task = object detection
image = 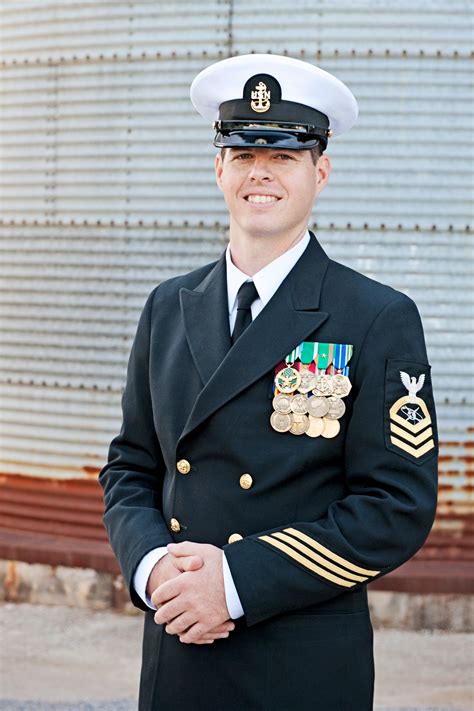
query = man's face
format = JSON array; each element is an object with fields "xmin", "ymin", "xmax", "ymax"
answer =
[{"xmin": 215, "ymin": 147, "xmax": 330, "ymax": 240}]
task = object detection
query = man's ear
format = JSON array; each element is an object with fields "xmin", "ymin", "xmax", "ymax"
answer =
[
  {"xmin": 316, "ymin": 154, "xmax": 331, "ymax": 189},
  {"xmin": 215, "ymin": 152, "xmax": 224, "ymax": 192}
]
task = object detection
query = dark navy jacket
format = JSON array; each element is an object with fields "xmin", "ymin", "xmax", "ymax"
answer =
[{"xmin": 100, "ymin": 233, "xmax": 438, "ymax": 711}]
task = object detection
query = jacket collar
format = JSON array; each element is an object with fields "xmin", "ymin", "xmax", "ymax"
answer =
[{"xmin": 178, "ymin": 232, "xmax": 330, "ymax": 441}]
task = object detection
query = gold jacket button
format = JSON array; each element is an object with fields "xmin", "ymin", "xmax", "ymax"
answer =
[
  {"xmin": 170, "ymin": 518, "xmax": 181, "ymax": 533},
  {"xmin": 239, "ymin": 473, "xmax": 253, "ymax": 490},
  {"xmin": 228, "ymin": 533, "xmax": 243, "ymax": 544},
  {"xmin": 176, "ymin": 459, "xmax": 191, "ymax": 475}
]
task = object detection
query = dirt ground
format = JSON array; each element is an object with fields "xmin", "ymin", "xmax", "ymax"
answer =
[{"xmin": 0, "ymin": 603, "xmax": 472, "ymax": 709}]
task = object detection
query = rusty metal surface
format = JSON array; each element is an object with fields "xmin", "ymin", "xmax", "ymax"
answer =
[
  {"xmin": 437, "ymin": 436, "xmax": 474, "ymax": 519},
  {"xmin": 0, "ymin": 474, "xmax": 118, "ymax": 572},
  {"xmin": 0, "ymin": 473, "xmax": 107, "ymax": 540},
  {"xmin": 0, "ymin": 529, "xmax": 119, "ymax": 573},
  {"xmin": 369, "ymin": 560, "xmax": 474, "ymax": 595},
  {"xmin": 0, "ymin": 473, "xmax": 472, "ymax": 592}
]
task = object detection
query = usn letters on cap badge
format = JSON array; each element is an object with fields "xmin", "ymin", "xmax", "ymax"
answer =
[
  {"xmin": 250, "ymin": 81, "xmax": 271, "ymax": 113},
  {"xmin": 385, "ymin": 359, "xmax": 437, "ymax": 463}
]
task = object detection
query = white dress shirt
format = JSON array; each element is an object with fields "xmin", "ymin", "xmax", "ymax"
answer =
[{"xmin": 133, "ymin": 230, "xmax": 311, "ymax": 617}]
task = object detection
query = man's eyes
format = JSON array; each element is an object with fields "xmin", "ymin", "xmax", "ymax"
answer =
[{"xmin": 232, "ymin": 152, "xmax": 295, "ymax": 161}]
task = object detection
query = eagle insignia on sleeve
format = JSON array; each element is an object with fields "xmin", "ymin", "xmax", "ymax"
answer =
[{"xmin": 388, "ymin": 370, "xmax": 435, "ymax": 459}]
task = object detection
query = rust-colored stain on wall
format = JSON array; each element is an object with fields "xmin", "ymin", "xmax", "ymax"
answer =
[
  {"xmin": 0, "ymin": 434, "xmax": 472, "ymax": 592},
  {"xmin": 429, "ymin": 436, "xmax": 474, "ymax": 563},
  {"xmin": 0, "ymin": 473, "xmax": 118, "ymax": 573}
]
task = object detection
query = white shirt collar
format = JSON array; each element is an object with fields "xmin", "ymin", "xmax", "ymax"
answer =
[{"xmin": 225, "ymin": 230, "xmax": 311, "ymax": 315}]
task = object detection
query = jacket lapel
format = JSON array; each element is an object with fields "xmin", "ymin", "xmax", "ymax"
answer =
[
  {"xmin": 178, "ymin": 233, "xmax": 330, "ymax": 443},
  {"xmin": 180, "ymin": 253, "xmax": 232, "ymax": 386}
]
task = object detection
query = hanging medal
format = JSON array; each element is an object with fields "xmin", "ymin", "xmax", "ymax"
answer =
[
  {"xmin": 275, "ymin": 365, "xmax": 301, "ymax": 394},
  {"xmin": 297, "ymin": 360, "xmax": 317, "ymax": 394},
  {"xmin": 270, "ymin": 341, "xmax": 354, "ymax": 438}
]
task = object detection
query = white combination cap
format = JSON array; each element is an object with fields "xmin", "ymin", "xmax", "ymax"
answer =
[{"xmin": 190, "ymin": 53, "xmax": 358, "ymax": 150}]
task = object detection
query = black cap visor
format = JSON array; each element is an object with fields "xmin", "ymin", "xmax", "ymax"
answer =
[{"xmin": 214, "ymin": 125, "xmax": 325, "ymax": 151}]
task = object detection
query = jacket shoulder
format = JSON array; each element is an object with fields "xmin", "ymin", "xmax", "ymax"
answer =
[{"xmin": 326, "ymin": 258, "xmax": 417, "ymax": 318}]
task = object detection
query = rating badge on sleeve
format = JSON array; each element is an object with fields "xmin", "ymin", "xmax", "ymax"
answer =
[{"xmin": 389, "ymin": 371, "xmax": 435, "ymax": 459}]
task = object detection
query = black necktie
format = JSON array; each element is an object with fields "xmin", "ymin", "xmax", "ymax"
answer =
[{"xmin": 231, "ymin": 281, "xmax": 259, "ymax": 345}]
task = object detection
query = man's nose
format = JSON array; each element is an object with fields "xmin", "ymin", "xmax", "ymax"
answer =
[{"xmin": 248, "ymin": 155, "xmax": 273, "ymax": 180}]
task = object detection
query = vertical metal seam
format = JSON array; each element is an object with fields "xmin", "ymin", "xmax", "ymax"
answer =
[{"xmin": 228, "ymin": 0, "xmax": 234, "ymax": 57}]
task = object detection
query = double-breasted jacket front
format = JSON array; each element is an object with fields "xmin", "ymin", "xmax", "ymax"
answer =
[{"xmin": 100, "ymin": 233, "xmax": 438, "ymax": 711}]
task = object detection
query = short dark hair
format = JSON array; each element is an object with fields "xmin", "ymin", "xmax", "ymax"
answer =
[
  {"xmin": 220, "ymin": 144, "xmax": 323, "ymax": 164},
  {"xmin": 307, "ymin": 145, "xmax": 323, "ymax": 164}
]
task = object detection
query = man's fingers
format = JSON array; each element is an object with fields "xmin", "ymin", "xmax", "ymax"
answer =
[
  {"xmin": 154, "ymin": 595, "xmax": 187, "ymax": 625},
  {"xmin": 195, "ymin": 623, "xmax": 235, "ymax": 641},
  {"xmin": 165, "ymin": 611, "xmax": 198, "ymax": 636},
  {"xmin": 150, "ymin": 574, "xmax": 183, "ymax": 608},
  {"xmin": 178, "ymin": 622, "xmax": 208, "ymax": 644},
  {"xmin": 171, "ymin": 554, "xmax": 203, "ymax": 572},
  {"xmin": 190, "ymin": 632, "xmax": 231, "ymax": 644},
  {"xmin": 181, "ymin": 622, "xmax": 236, "ymax": 644},
  {"xmin": 210, "ymin": 621, "xmax": 235, "ymax": 633}
]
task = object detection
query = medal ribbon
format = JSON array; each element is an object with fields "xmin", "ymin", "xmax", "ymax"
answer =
[
  {"xmin": 333, "ymin": 343, "xmax": 354, "ymax": 370},
  {"xmin": 316, "ymin": 343, "xmax": 333, "ymax": 371},
  {"xmin": 300, "ymin": 341, "xmax": 317, "ymax": 364},
  {"xmin": 277, "ymin": 342, "xmax": 354, "ymax": 391}
]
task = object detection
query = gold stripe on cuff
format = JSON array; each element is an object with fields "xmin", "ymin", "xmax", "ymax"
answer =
[
  {"xmin": 272, "ymin": 532, "xmax": 367, "ymax": 583},
  {"xmin": 259, "ymin": 535, "xmax": 357, "ymax": 588},
  {"xmin": 283, "ymin": 527, "xmax": 380, "ymax": 577}
]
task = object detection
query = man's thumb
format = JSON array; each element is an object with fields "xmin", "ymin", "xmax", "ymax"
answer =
[{"xmin": 171, "ymin": 554, "xmax": 203, "ymax": 572}]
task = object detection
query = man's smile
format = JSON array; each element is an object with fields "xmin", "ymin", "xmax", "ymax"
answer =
[{"xmin": 244, "ymin": 194, "xmax": 282, "ymax": 204}]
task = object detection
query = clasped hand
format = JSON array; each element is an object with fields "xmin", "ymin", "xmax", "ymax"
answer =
[{"xmin": 149, "ymin": 541, "xmax": 235, "ymax": 645}]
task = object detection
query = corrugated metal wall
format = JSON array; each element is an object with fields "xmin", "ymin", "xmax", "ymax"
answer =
[{"xmin": 0, "ymin": 2, "xmax": 472, "ymax": 525}]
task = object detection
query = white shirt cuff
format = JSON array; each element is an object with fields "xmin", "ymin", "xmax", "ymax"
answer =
[
  {"xmin": 133, "ymin": 546, "xmax": 169, "ymax": 610},
  {"xmin": 222, "ymin": 551, "xmax": 245, "ymax": 619}
]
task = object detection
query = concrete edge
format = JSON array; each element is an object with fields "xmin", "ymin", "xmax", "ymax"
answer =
[{"xmin": 1, "ymin": 559, "xmax": 472, "ymax": 631}]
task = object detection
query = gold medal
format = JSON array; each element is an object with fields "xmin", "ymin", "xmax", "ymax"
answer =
[
  {"xmin": 306, "ymin": 415, "xmax": 324, "ymax": 437},
  {"xmin": 270, "ymin": 410, "xmax": 293, "ymax": 432},
  {"xmin": 326, "ymin": 396, "xmax": 346, "ymax": 420},
  {"xmin": 307, "ymin": 395, "xmax": 329, "ymax": 418},
  {"xmin": 272, "ymin": 393, "xmax": 293, "ymax": 414},
  {"xmin": 289, "ymin": 413, "xmax": 309, "ymax": 435},
  {"xmin": 297, "ymin": 369, "xmax": 317, "ymax": 394},
  {"xmin": 332, "ymin": 374, "xmax": 352, "ymax": 398},
  {"xmin": 290, "ymin": 394, "xmax": 309, "ymax": 415},
  {"xmin": 275, "ymin": 367, "xmax": 301, "ymax": 394},
  {"xmin": 321, "ymin": 417, "xmax": 341, "ymax": 438},
  {"xmin": 312, "ymin": 374, "xmax": 334, "ymax": 397}
]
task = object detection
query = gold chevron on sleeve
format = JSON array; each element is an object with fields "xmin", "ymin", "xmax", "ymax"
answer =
[
  {"xmin": 283, "ymin": 527, "xmax": 380, "ymax": 577},
  {"xmin": 259, "ymin": 535, "xmax": 357, "ymax": 588},
  {"xmin": 272, "ymin": 531, "xmax": 367, "ymax": 583},
  {"xmin": 390, "ymin": 436, "xmax": 435, "ymax": 459},
  {"xmin": 390, "ymin": 423, "xmax": 433, "ymax": 446}
]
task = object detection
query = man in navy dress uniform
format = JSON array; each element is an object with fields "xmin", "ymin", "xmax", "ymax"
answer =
[{"xmin": 100, "ymin": 54, "xmax": 438, "ymax": 710}]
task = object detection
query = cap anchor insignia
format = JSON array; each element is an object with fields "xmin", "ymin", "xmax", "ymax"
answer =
[{"xmin": 250, "ymin": 81, "xmax": 271, "ymax": 113}]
